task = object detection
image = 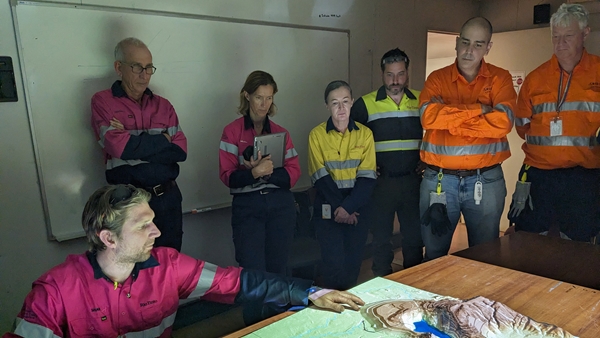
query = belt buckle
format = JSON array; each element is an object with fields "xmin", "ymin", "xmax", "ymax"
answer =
[{"xmin": 152, "ymin": 184, "xmax": 165, "ymax": 197}]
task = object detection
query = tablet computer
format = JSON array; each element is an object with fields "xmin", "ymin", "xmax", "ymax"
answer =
[{"xmin": 254, "ymin": 132, "xmax": 286, "ymax": 168}]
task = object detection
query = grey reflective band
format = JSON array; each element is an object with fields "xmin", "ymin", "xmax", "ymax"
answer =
[
  {"xmin": 125, "ymin": 312, "xmax": 176, "ymax": 337},
  {"xmin": 106, "ymin": 158, "xmax": 148, "ymax": 169},
  {"xmin": 310, "ymin": 167, "xmax": 330, "ymax": 184},
  {"xmin": 238, "ymin": 156, "xmax": 245, "ymax": 165},
  {"xmin": 356, "ymin": 169, "xmax": 377, "ymax": 179},
  {"xmin": 375, "ymin": 140, "xmax": 421, "ymax": 152},
  {"xmin": 532, "ymin": 101, "xmax": 600, "ymax": 115},
  {"xmin": 419, "ymin": 102, "xmax": 430, "ymax": 118},
  {"xmin": 367, "ymin": 110, "xmax": 420, "ymax": 122},
  {"xmin": 188, "ymin": 262, "xmax": 217, "ymax": 299},
  {"xmin": 515, "ymin": 117, "xmax": 531, "ymax": 127},
  {"xmin": 494, "ymin": 103, "xmax": 514, "ymax": 124},
  {"xmin": 335, "ymin": 178, "xmax": 355, "ymax": 189},
  {"xmin": 421, "ymin": 141, "xmax": 509, "ymax": 156},
  {"xmin": 13, "ymin": 318, "xmax": 60, "ymax": 338},
  {"xmin": 230, "ymin": 183, "xmax": 280, "ymax": 194},
  {"xmin": 285, "ymin": 148, "xmax": 298, "ymax": 159},
  {"xmin": 324, "ymin": 159, "xmax": 361, "ymax": 171},
  {"xmin": 219, "ymin": 141, "xmax": 238, "ymax": 155},
  {"xmin": 526, "ymin": 135, "xmax": 593, "ymax": 147}
]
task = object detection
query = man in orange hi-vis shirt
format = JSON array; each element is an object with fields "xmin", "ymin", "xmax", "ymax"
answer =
[
  {"xmin": 511, "ymin": 3, "xmax": 600, "ymax": 242},
  {"xmin": 419, "ymin": 17, "xmax": 516, "ymax": 261}
]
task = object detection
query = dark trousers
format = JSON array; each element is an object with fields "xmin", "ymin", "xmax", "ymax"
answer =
[
  {"xmin": 513, "ymin": 165, "xmax": 600, "ymax": 242},
  {"xmin": 231, "ymin": 189, "xmax": 296, "ymax": 326},
  {"xmin": 314, "ymin": 217, "xmax": 369, "ymax": 290},
  {"xmin": 231, "ymin": 189, "xmax": 296, "ymax": 274},
  {"xmin": 148, "ymin": 184, "xmax": 183, "ymax": 251},
  {"xmin": 362, "ymin": 173, "xmax": 423, "ymax": 275}
]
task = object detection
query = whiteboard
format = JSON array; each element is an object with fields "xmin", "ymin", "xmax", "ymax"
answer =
[{"xmin": 13, "ymin": 1, "xmax": 349, "ymax": 241}]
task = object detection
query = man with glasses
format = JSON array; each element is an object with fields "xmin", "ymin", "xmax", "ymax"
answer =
[
  {"xmin": 4, "ymin": 185, "xmax": 363, "ymax": 338},
  {"xmin": 91, "ymin": 37, "xmax": 187, "ymax": 251},
  {"xmin": 419, "ymin": 17, "xmax": 516, "ymax": 261},
  {"xmin": 512, "ymin": 4, "xmax": 600, "ymax": 242},
  {"xmin": 350, "ymin": 48, "xmax": 424, "ymax": 276}
]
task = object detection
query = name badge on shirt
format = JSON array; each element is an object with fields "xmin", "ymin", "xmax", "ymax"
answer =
[
  {"xmin": 322, "ymin": 204, "xmax": 331, "ymax": 219},
  {"xmin": 550, "ymin": 117, "xmax": 563, "ymax": 136}
]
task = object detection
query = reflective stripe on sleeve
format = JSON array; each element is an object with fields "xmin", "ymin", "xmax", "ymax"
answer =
[
  {"xmin": 526, "ymin": 135, "xmax": 593, "ymax": 147},
  {"xmin": 334, "ymin": 178, "xmax": 355, "ymax": 189},
  {"xmin": 13, "ymin": 318, "xmax": 61, "ymax": 338},
  {"xmin": 515, "ymin": 117, "xmax": 531, "ymax": 127},
  {"xmin": 310, "ymin": 167, "xmax": 329, "ymax": 184},
  {"xmin": 219, "ymin": 141, "xmax": 239, "ymax": 155},
  {"xmin": 124, "ymin": 312, "xmax": 176, "ymax": 338},
  {"xmin": 419, "ymin": 102, "xmax": 430, "ymax": 118},
  {"xmin": 285, "ymin": 148, "xmax": 298, "ymax": 159},
  {"xmin": 356, "ymin": 169, "xmax": 377, "ymax": 179},
  {"xmin": 367, "ymin": 110, "xmax": 420, "ymax": 122},
  {"xmin": 494, "ymin": 103, "xmax": 514, "ymax": 124},
  {"xmin": 187, "ymin": 262, "xmax": 218, "ymax": 299},
  {"xmin": 421, "ymin": 141, "xmax": 509, "ymax": 156},
  {"xmin": 375, "ymin": 140, "xmax": 421, "ymax": 152},
  {"xmin": 230, "ymin": 183, "xmax": 281, "ymax": 194}
]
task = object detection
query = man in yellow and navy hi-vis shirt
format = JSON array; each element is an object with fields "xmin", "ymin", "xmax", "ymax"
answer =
[
  {"xmin": 350, "ymin": 48, "xmax": 424, "ymax": 275},
  {"xmin": 308, "ymin": 80, "xmax": 377, "ymax": 290}
]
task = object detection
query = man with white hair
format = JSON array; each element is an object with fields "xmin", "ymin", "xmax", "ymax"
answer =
[
  {"xmin": 91, "ymin": 37, "xmax": 187, "ymax": 251},
  {"xmin": 512, "ymin": 3, "xmax": 600, "ymax": 241}
]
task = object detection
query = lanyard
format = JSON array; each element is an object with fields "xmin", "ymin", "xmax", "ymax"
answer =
[{"xmin": 556, "ymin": 70, "xmax": 572, "ymax": 114}]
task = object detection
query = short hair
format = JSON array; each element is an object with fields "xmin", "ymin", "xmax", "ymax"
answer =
[
  {"xmin": 82, "ymin": 184, "xmax": 151, "ymax": 253},
  {"xmin": 380, "ymin": 48, "xmax": 410, "ymax": 71},
  {"xmin": 324, "ymin": 80, "xmax": 352, "ymax": 104},
  {"xmin": 238, "ymin": 70, "xmax": 278, "ymax": 117},
  {"xmin": 114, "ymin": 37, "xmax": 147, "ymax": 62},
  {"xmin": 460, "ymin": 17, "xmax": 493, "ymax": 41},
  {"xmin": 551, "ymin": 3, "xmax": 589, "ymax": 30}
]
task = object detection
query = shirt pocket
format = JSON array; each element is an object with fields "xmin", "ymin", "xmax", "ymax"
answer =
[{"xmin": 70, "ymin": 316, "xmax": 115, "ymax": 337}]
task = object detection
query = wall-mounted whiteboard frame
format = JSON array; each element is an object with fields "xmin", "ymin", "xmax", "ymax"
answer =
[{"xmin": 11, "ymin": 0, "xmax": 349, "ymax": 241}]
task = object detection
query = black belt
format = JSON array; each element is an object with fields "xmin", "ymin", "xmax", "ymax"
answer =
[
  {"xmin": 427, "ymin": 164, "xmax": 500, "ymax": 178},
  {"xmin": 142, "ymin": 180, "xmax": 176, "ymax": 197}
]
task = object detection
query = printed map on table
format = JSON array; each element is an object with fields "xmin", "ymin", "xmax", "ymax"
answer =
[{"xmin": 246, "ymin": 277, "xmax": 450, "ymax": 338}]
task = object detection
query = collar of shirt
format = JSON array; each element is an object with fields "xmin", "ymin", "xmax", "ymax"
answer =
[
  {"xmin": 110, "ymin": 80, "xmax": 154, "ymax": 99},
  {"xmin": 451, "ymin": 58, "xmax": 492, "ymax": 83},
  {"xmin": 550, "ymin": 48, "xmax": 592, "ymax": 73},
  {"xmin": 326, "ymin": 116, "xmax": 359, "ymax": 133},
  {"xmin": 243, "ymin": 113, "xmax": 272, "ymax": 133},
  {"xmin": 86, "ymin": 250, "xmax": 160, "ymax": 283},
  {"xmin": 375, "ymin": 85, "xmax": 417, "ymax": 102}
]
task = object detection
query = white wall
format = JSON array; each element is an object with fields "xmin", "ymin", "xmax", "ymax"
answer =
[{"xmin": 0, "ymin": 0, "xmax": 479, "ymax": 331}]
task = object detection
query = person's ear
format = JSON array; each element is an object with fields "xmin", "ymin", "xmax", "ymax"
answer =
[
  {"xmin": 99, "ymin": 229, "xmax": 117, "ymax": 249},
  {"xmin": 583, "ymin": 26, "xmax": 591, "ymax": 41},
  {"xmin": 485, "ymin": 41, "xmax": 493, "ymax": 56},
  {"xmin": 114, "ymin": 61, "xmax": 122, "ymax": 77},
  {"xmin": 244, "ymin": 91, "xmax": 250, "ymax": 101}
]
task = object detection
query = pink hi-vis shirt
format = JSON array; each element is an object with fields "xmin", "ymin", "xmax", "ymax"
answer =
[{"xmin": 6, "ymin": 248, "xmax": 241, "ymax": 338}]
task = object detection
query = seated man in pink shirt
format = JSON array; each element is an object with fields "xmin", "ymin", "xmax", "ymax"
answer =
[
  {"xmin": 91, "ymin": 37, "xmax": 187, "ymax": 251},
  {"xmin": 4, "ymin": 185, "xmax": 364, "ymax": 338}
]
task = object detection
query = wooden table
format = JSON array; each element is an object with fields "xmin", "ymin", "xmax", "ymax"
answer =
[
  {"xmin": 226, "ymin": 256, "xmax": 600, "ymax": 337},
  {"xmin": 453, "ymin": 231, "xmax": 600, "ymax": 290}
]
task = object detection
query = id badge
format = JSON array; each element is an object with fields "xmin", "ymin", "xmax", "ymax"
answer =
[
  {"xmin": 429, "ymin": 191, "xmax": 447, "ymax": 206},
  {"xmin": 322, "ymin": 204, "xmax": 331, "ymax": 219},
  {"xmin": 474, "ymin": 181, "xmax": 483, "ymax": 205},
  {"xmin": 550, "ymin": 118, "xmax": 563, "ymax": 136}
]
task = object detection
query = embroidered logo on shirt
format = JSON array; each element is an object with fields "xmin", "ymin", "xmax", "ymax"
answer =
[
  {"xmin": 589, "ymin": 82, "xmax": 600, "ymax": 91},
  {"xmin": 140, "ymin": 300, "xmax": 158, "ymax": 307},
  {"xmin": 91, "ymin": 307, "xmax": 101, "ymax": 312},
  {"xmin": 483, "ymin": 86, "xmax": 492, "ymax": 93}
]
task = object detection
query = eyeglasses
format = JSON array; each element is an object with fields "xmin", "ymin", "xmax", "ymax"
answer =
[
  {"xmin": 121, "ymin": 61, "xmax": 157, "ymax": 75},
  {"xmin": 109, "ymin": 185, "xmax": 135, "ymax": 206}
]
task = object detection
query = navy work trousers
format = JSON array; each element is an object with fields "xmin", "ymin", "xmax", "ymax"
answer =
[
  {"xmin": 513, "ymin": 165, "xmax": 600, "ymax": 242},
  {"xmin": 149, "ymin": 184, "xmax": 183, "ymax": 251}
]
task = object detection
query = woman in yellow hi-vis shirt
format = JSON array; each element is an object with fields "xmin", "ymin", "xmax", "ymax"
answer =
[{"xmin": 308, "ymin": 80, "xmax": 377, "ymax": 290}]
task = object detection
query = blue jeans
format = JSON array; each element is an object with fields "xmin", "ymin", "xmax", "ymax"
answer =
[{"xmin": 419, "ymin": 166, "xmax": 506, "ymax": 261}]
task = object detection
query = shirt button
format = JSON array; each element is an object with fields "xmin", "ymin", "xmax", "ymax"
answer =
[
  {"xmin": 90, "ymin": 326, "xmax": 94, "ymax": 330},
  {"xmin": 122, "ymin": 312, "xmax": 126, "ymax": 315}
]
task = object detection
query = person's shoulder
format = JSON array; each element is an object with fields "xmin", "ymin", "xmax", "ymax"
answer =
[
  {"xmin": 309, "ymin": 121, "xmax": 327, "ymax": 135},
  {"xmin": 91, "ymin": 87, "xmax": 113, "ymax": 101},
  {"xmin": 37, "ymin": 253, "xmax": 90, "ymax": 284},
  {"xmin": 355, "ymin": 121, "xmax": 373, "ymax": 137},
  {"xmin": 223, "ymin": 116, "xmax": 245, "ymax": 130},
  {"xmin": 267, "ymin": 119, "xmax": 289, "ymax": 133}
]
